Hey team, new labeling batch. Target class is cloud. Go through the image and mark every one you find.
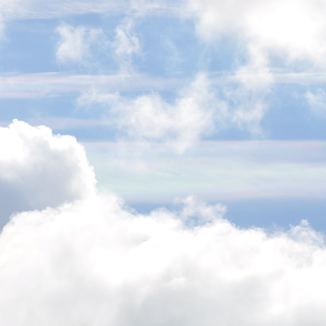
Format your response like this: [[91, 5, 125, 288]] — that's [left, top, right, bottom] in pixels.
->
[[185, 0, 326, 118], [0, 0, 177, 40], [113, 18, 141, 71], [79, 74, 227, 151], [186, 0, 326, 67], [84, 140, 326, 203], [56, 24, 105, 65], [0, 0, 158, 20], [0, 120, 96, 221], [78, 72, 271, 148], [305, 89, 326, 117], [0, 0, 25, 38], [1, 121, 326, 325], [0, 72, 183, 99], [1, 184, 326, 324]]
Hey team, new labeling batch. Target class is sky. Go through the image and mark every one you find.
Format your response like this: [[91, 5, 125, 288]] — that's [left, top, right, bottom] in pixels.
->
[[1, 0, 326, 325]]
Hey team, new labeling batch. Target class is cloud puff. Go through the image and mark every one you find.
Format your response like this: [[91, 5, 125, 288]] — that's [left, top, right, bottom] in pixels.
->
[[56, 24, 105, 65], [79, 73, 269, 149], [186, 0, 326, 67], [79, 74, 227, 151], [0, 120, 96, 221], [113, 18, 141, 71]]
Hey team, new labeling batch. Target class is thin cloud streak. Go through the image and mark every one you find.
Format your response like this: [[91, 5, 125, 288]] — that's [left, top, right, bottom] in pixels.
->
[[1, 71, 326, 99], [84, 140, 326, 203]]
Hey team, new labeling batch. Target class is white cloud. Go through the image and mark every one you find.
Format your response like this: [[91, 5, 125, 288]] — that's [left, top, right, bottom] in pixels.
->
[[56, 24, 105, 65], [0, 72, 183, 99], [186, 0, 326, 67], [234, 44, 273, 91], [305, 89, 326, 117], [113, 19, 141, 71], [79, 74, 228, 151], [1, 71, 326, 100], [1, 189, 326, 325], [0, 120, 96, 221], [185, 0, 326, 119], [1, 121, 326, 325]]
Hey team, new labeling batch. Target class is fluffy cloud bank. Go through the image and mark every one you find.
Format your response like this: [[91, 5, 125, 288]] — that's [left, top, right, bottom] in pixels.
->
[[1, 192, 326, 325], [0, 122, 326, 325], [0, 120, 95, 221], [186, 0, 326, 67]]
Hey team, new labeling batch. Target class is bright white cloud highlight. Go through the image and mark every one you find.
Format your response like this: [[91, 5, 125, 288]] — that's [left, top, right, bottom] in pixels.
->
[[186, 0, 326, 67], [0, 120, 96, 220], [56, 24, 104, 64], [1, 191, 326, 325]]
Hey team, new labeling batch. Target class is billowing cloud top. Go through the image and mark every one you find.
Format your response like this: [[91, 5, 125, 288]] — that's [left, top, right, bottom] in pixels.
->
[[0, 120, 96, 220], [0, 122, 326, 325]]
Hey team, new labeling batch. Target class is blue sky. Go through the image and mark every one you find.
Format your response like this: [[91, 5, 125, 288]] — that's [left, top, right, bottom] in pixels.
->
[[1, 0, 326, 231]]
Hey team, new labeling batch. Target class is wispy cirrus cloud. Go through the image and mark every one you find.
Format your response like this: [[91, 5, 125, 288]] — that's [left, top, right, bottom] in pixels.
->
[[85, 139, 326, 203], [1, 71, 326, 99]]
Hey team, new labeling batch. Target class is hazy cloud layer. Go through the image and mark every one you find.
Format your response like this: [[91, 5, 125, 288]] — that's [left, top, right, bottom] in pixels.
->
[[85, 140, 326, 203]]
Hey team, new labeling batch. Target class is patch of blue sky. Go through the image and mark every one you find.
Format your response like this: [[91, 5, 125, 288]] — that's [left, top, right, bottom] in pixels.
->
[[0, 19, 58, 73], [263, 84, 326, 140], [132, 199, 326, 233]]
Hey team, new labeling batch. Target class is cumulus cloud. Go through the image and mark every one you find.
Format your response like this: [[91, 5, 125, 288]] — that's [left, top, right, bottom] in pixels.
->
[[1, 190, 326, 325], [0, 120, 96, 221], [56, 24, 105, 65], [186, 0, 326, 66], [1, 121, 326, 325]]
